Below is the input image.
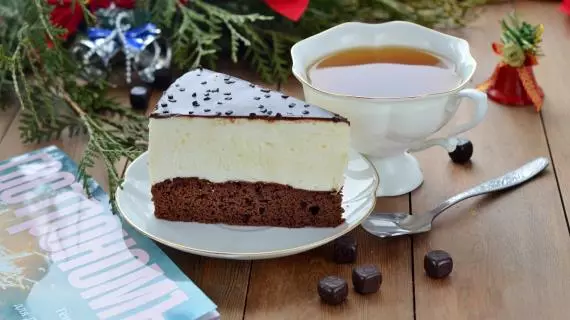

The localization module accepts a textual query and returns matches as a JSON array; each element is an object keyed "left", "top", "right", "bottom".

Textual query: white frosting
[{"left": 148, "top": 117, "right": 350, "bottom": 191}]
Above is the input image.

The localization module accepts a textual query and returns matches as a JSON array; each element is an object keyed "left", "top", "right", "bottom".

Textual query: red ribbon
[
  {"left": 263, "top": 0, "right": 309, "bottom": 21},
  {"left": 561, "top": 0, "right": 570, "bottom": 16}
]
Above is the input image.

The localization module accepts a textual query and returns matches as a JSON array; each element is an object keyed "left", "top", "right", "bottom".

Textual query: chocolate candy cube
[
  {"left": 129, "top": 86, "right": 151, "bottom": 111},
  {"left": 424, "top": 250, "right": 453, "bottom": 279},
  {"left": 352, "top": 264, "right": 382, "bottom": 294},
  {"left": 318, "top": 276, "right": 348, "bottom": 305},
  {"left": 449, "top": 139, "right": 473, "bottom": 164},
  {"left": 333, "top": 234, "right": 357, "bottom": 264}
]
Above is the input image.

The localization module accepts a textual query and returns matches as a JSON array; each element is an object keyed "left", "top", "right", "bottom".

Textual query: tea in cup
[{"left": 291, "top": 21, "right": 487, "bottom": 197}]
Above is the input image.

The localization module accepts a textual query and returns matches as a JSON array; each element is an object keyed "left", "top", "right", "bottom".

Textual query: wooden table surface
[{"left": 2, "top": 1, "right": 570, "bottom": 319}]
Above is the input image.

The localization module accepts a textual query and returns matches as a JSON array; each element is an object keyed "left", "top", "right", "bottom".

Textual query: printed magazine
[{"left": 0, "top": 146, "right": 219, "bottom": 320}]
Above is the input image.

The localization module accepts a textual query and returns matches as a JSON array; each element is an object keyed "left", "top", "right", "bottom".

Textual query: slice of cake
[{"left": 148, "top": 68, "right": 351, "bottom": 228}]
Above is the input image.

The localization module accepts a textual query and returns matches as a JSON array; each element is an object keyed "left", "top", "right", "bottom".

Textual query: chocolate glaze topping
[{"left": 150, "top": 68, "right": 348, "bottom": 123}]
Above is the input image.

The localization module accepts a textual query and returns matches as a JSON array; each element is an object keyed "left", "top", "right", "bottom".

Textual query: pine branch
[{"left": 0, "top": 0, "right": 147, "bottom": 211}]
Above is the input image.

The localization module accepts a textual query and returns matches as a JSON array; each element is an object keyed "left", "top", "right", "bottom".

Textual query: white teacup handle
[{"left": 408, "top": 88, "right": 488, "bottom": 153}]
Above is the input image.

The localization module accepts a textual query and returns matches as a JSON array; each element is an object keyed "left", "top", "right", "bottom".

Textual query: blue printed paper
[{"left": 0, "top": 146, "right": 218, "bottom": 320}]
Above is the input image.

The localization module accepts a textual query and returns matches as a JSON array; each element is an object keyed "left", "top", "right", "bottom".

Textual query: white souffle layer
[{"left": 148, "top": 117, "right": 350, "bottom": 192}]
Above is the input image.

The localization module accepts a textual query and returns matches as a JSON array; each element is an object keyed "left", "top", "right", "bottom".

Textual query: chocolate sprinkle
[
  {"left": 304, "top": 104, "right": 310, "bottom": 108},
  {"left": 188, "top": 111, "right": 193, "bottom": 114},
  {"left": 225, "top": 110, "right": 233, "bottom": 115},
  {"left": 161, "top": 103, "right": 167, "bottom": 108},
  {"left": 260, "top": 109, "right": 267, "bottom": 114},
  {"left": 149, "top": 68, "right": 349, "bottom": 123},
  {"left": 216, "top": 112, "right": 222, "bottom": 116},
  {"left": 204, "top": 109, "right": 211, "bottom": 112}
]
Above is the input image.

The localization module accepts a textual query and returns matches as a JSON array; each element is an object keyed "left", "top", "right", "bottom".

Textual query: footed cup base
[{"left": 366, "top": 153, "right": 424, "bottom": 197}]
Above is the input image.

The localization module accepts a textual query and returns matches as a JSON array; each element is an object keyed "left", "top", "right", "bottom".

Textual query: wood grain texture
[
  {"left": 157, "top": 64, "right": 278, "bottom": 320},
  {"left": 0, "top": 106, "right": 19, "bottom": 144},
  {"left": 413, "top": 3, "right": 570, "bottom": 320},
  {"left": 243, "top": 79, "right": 413, "bottom": 320},
  {"left": 515, "top": 1, "right": 570, "bottom": 231}
]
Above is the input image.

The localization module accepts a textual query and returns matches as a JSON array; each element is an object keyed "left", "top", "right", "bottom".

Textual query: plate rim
[{"left": 116, "top": 150, "right": 378, "bottom": 259}]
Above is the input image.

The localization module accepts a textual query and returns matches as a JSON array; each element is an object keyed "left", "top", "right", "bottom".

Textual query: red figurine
[{"left": 477, "top": 13, "right": 544, "bottom": 112}]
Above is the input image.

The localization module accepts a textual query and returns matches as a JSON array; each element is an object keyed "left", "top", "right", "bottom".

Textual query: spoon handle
[{"left": 430, "top": 157, "right": 550, "bottom": 220}]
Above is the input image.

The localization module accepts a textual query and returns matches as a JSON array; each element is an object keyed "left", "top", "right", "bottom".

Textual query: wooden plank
[
  {"left": 514, "top": 1, "right": 570, "bottom": 230},
  {"left": 243, "top": 79, "right": 413, "bottom": 320},
  {"left": 0, "top": 106, "right": 19, "bottom": 144},
  {"left": 412, "top": 3, "right": 570, "bottom": 319}
]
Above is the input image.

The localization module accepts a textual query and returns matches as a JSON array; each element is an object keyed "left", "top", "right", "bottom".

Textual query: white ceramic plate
[{"left": 116, "top": 150, "right": 378, "bottom": 260}]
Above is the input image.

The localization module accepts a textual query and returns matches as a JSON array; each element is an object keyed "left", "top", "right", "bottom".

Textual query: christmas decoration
[
  {"left": 0, "top": 0, "right": 486, "bottom": 209},
  {"left": 477, "top": 13, "right": 544, "bottom": 112},
  {"left": 561, "top": 0, "right": 570, "bottom": 16},
  {"left": 51, "top": 1, "right": 171, "bottom": 85}
]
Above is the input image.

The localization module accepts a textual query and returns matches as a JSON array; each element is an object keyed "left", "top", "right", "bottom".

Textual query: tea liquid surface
[{"left": 307, "top": 46, "right": 462, "bottom": 98}]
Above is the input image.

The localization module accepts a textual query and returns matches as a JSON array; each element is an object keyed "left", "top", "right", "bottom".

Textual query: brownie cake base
[{"left": 151, "top": 177, "right": 345, "bottom": 228}]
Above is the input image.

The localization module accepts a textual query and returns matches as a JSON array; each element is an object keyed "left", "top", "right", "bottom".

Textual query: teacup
[{"left": 291, "top": 21, "right": 487, "bottom": 197}]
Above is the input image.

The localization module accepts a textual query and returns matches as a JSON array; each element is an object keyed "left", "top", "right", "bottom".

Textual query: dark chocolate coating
[
  {"left": 318, "top": 276, "right": 349, "bottom": 305},
  {"left": 352, "top": 264, "right": 382, "bottom": 294},
  {"left": 333, "top": 234, "right": 357, "bottom": 264},
  {"left": 424, "top": 250, "right": 453, "bottom": 279},
  {"left": 149, "top": 68, "right": 348, "bottom": 123}
]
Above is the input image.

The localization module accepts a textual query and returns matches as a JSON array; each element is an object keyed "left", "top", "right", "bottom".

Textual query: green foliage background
[{"left": 0, "top": 0, "right": 485, "bottom": 207}]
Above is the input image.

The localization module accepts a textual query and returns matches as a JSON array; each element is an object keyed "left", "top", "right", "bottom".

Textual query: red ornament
[
  {"left": 561, "top": 0, "right": 570, "bottom": 16},
  {"left": 478, "top": 43, "right": 543, "bottom": 111},
  {"left": 47, "top": 0, "right": 136, "bottom": 44},
  {"left": 477, "top": 40, "right": 544, "bottom": 112},
  {"left": 47, "top": 0, "right": 87, "bottom": 42},
  {"left": 263, "top": 0, "right": 309, "bottom": 21}
]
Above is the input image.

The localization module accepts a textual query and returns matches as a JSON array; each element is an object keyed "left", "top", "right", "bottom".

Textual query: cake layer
[
  {"left": 148, "top": 116, "right": 350, "bottom": 192},
  {"left": 151, "top": 177, "right": 344, "bottom": 228}
]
